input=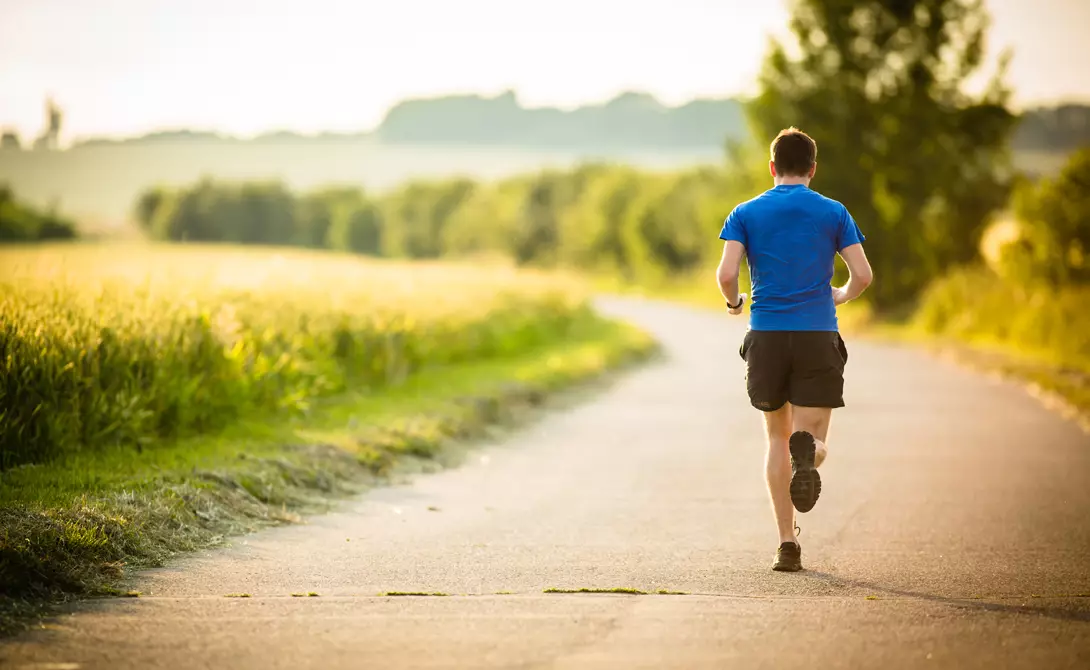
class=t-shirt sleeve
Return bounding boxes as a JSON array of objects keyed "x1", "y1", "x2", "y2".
[
  {"x1": 718, "y1": 206, "x2": 746, "y2": 247},
  {"x1": 836, "y1": 205, "x2": 865, "y2": 251}
]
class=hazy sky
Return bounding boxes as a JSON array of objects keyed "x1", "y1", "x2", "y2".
[{"x1": 2, "y1": 0, "x2": 1088, "y2": 140}]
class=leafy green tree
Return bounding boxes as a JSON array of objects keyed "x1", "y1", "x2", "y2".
[
  {"x1": 0, "y1": 187, "x2": 42, "y2": 241},
  {"x1": 381, "y1": 179, "x2": 476, "y2": 258},
  {"x1": 749, "y1": 0, "x2": 1016, "y2": 306},
  {"x1": 296, "y1": 190, "x2": 341, "y2": 248},
  {"x1": 1005, "y1": 148, "x2": 1090, "y2": 284},
  {"x1": 441, "y1": 180, "x2": 523, "y2": 257},
  {"x1": 557, "y1": 166, "x2": 643, "y2": 276},
  {"x1": 633, "y1": 167, "x2": 725, "y2": 274},
  {"x1": 325, "y1": 193, "x2": 383, "y2": 255},
  {"x1": 134, "y1": 188, "x2": 170, "y2": 231},
  {"x1": 0, "y1": 185, "x2": 77, "y2": 241}
]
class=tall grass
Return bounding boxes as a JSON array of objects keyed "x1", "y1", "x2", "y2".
[
  {"x1": 0, "y1": 244, "x2": 588, "y2": 469},
  {"x1": 913, "y1": 266, "x2": 1090, "y2": 371}
]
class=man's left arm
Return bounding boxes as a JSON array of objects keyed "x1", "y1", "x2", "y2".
[{"x1": 717, "y1": 240, "x2": 746, "y2": 315}]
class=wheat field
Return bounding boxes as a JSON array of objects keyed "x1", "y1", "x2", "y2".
[{"x1": 0, "y1": 243, "x2": 589, "y2": 469}]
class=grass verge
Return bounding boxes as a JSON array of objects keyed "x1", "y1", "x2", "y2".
[
  {"x1": 0, "y1": 315, "x2": 656, "y2": 635},
  {"x1": 899, "y1": 268, "x2": 1089, "y2": 427}
]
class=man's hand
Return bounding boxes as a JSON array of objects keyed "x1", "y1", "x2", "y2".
[
  {"x1": 727, "y1": 293, "x2": 747, "y2": 316},
  {"x1": 832, "y1": 287, "x2": 849, "y2": 306}
]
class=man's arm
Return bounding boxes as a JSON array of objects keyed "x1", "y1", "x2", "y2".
[
  {"x1": 717, "y1": 240, "x2": 747, "y2": 315},
  {"x1": 833, "y1": 243, "x2": 873, "y2": 305}
]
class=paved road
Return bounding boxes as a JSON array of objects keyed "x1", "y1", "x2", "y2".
[{"x1": 4, "y1": 298, "x2": 1089, "y2": 669}]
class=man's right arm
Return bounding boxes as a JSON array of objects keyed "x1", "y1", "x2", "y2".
[{"x1": 833, "y1": 243, "x2": 873, "y2": 305}]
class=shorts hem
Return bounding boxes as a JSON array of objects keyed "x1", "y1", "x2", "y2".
[
  {"x1": 749, "y1": 400, "x2": 788, "y2": 412},
  {"x1": 789, "y1": 400, "x2": 845, "y2": 409}
]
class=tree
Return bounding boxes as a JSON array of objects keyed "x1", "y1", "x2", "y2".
[
  {"x1": 0, "y1": 185, "x2": 77, "y2": 241},
  {"x1": 325, "y1": 193, "x2": 383, "y2": 255},
  {"x1": 0, "y1": 130, "x2": 21, "y2": 151},
  {"x1": 33, "y1": 98, "x2": 64, "y2": 150},
  {"x1": 382, "y1": 179, "x2": 475, "y2": 258},
  {"x1": 1004, "y1": 148, "x2": 1090, "y2": 285},
  {"x1": 134, "y1": 188, "x2": 170, "y2": 230},
  {"x1": 748, "y1": 0, "x2": 1016, "y2": 306}
]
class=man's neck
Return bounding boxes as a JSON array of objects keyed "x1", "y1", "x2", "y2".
[{"x1": 773, "y1": 176, "x2": 811, "y2": 187}]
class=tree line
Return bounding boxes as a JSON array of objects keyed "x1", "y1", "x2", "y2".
[
  {"x1": 132, "y1": 142, "x2": 1088, "y2": 312},
  {"x1": 133, "y1": 164, "x2": 753, "y2": 287},
  {"x1": 0, "y1": 185, "x2": 77, "y2": 242}
]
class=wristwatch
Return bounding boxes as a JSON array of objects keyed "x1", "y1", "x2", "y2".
[{"x1": 726, "y1": 296, "x2": 745, "y2": 310}]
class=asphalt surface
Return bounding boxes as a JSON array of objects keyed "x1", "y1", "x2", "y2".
[{"x1": 4, "y1": 298, "x2": 1089, "y2": 669}]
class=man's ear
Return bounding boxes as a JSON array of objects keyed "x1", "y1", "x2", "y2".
[
  {"x1": 809, "y1": 163, "x2": 817, "y2": 179},
  {"x1": 769, "y1": 161, "x2": 777, "y2": 178}
]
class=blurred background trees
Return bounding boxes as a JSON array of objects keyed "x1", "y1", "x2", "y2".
[
  {"x1": 749, "y1": 0, "x2": 1016, "y2": 307},
  {"x1": 0, "y1": 185, "x2": 77, "y2": 242},
  {"x1": 1003, "y1": 148, "x2": 1090, "y2": 285},
  {"x1": 32, "y1": 98, "x2": 63, "y2": 151}
]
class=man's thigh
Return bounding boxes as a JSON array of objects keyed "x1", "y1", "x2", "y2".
[{"x1": 788, "y1": 331, "x2": 847, "y2": 410}]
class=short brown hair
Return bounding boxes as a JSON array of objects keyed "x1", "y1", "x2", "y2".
[{"x1": 770, "y1": 127, "x2": 817, "y2": 177}]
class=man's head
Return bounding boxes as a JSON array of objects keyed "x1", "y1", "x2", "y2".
[{"x1": 769, "y1": 127, "x2": 817, "y2": 181}]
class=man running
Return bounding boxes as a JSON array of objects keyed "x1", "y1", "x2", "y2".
[{"x1": 715, "y1": 127, "x2": 873, "y2": 572}]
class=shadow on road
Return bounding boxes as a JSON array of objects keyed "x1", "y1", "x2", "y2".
[{"x1": 803, "y1": 571, "x2": 1090, "y2": 624}]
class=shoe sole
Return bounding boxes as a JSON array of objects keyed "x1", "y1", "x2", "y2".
[
  {"x1": 789, "y1": 431, "x2": 821, "y2": 513},
  {"x1": 772, "y1": 562, "x2": 803, "y2": 572}
]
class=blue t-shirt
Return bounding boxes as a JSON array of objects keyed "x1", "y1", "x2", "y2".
[{"x1": 719, "y1": 184, "x2": 864, "y2": 332}]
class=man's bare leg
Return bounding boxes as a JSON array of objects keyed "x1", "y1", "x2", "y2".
[
  {"x1": 787, "y1": 405, "x2": 833, "y2": 513},
  {"x1": 792, "y1": 406, "x2": 832, "y2": 468},
  {"x1": 762, "y1": 403, "x2": 797, "y2": 545}
]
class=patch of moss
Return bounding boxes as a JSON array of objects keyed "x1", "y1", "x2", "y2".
[{"x1": 544, "y1": 587, "x2": 647, "y2": 595}]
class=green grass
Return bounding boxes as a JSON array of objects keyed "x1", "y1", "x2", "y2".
[
  {"x1": 905, "y1": 267, "x2": 1090, "y2": 421},
  {"x1": 0, "y1": 244, "x2": 592, "y2": 470},
  {"x1": 0, "y1": 316, "x2": 656, "y2": 635}
]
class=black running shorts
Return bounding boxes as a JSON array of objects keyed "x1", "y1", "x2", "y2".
[{"x1": 738, "y1": 330, "x2": 848, "y2": 412}]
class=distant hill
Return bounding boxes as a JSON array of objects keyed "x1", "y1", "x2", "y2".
[
  {"x1": 0, "y1": 91, "x2": 1081, "y2": 155},
  {"x1": 77, "y1": 129, "x2": 234, "y2": 146},
  {"x1": 1011, "y1": 104, "x2": 1090, "y2": 152},
  {"x1": 62, "y1": 92, "x2": 748, "y2": 150},
  {"x1": 24, "y1": 92, "x2": 1090, "y2": 154},
  {"x1": 373, "y1": 91, "x2": 748, "y2": 149}
]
